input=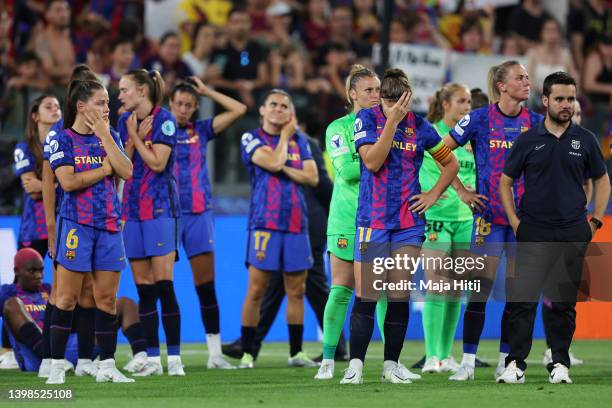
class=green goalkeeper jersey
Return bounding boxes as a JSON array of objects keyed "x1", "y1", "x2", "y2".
[
  {"x1": 326, "y1": 112, "x2": 361, "y2": 235},
  {"x1": 419, "y1": 120, "x2": 476, "y2": 222}
]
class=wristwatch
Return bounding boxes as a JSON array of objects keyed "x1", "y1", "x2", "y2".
[{"x1": 589, "y1": 217, "x2": 603, "y2": 230}]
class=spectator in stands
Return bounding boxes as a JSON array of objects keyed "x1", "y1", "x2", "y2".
[
  {"x1": 315, "y1": 5, "x2": 371, "y2": 67},
  {"x1": 86, "y1": 35, "x2": 111, "y2": 88},
  {"x1": 567, "y1": 0, "x2": 610, "y2": 70},
  {"x1": 438, "y1": 2, "x2": 494, "y2": 51},
  {"x1": 1, "y1": 52, "x2": 50, "y2": 141},
  {"x1": 264, "y1": 1, "x2": 305, "y2": 54},
  {"x1": 145, "y1": 31, "x2": 194, "y2": 99},
  {"x1": 247, "y1": 0, "x2": 271, "y2": 37},
  {"x1": 400, "y1": 11, "x2": 449, "y2": 49},
  {"x1": 499, "y1": 34, "x2": 523, "y2": 56},
  {"x1": 182, "y1": 22, "x2": 217, "y2": 119},
  {"x1": 582, "y1": 36, "x2": 612, "y2": 136},
  {"x1": 526, "y1": 18, "x2": 578, "y2": 109},
  {"x1": 454, "y1": 15, "x2": 490, "y2": 54},
  {"x1": 208, "y1": 7, "x2": 268, "y2": 110},
  {"x1": 390, "y1": 16, "x2": 410, "y2": 44},
  {"x1": 31, "y1": 0, "x2": 75, "y2": 86},
  {"x1": 302, "y1": 0, "x2": 330, "y2": 52},
  {"x1": 118, "y1": 17, "x2": 157, "y2": 70},
  {"x1": 107, "y1": 37, "x2": 135, "y2": 88},
  {"x1": 353, "y1": 0, "x2": 378, "y2": 44},
  {"x1": 176, "y1": 0, "x2": 232, "y2": 29},
  {"x1": 507, "y1": 0, "x2": 552, "y2": 52}
]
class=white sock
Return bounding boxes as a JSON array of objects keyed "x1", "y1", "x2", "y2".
[
  {"x1": 77, "y1": 358, "x2": 93, "y2": 366},
  {"x1": 461, "y1": 353, "x2": 476, "y2": 367},
  {"x1": 498, "y1": 352, "x2": 508, "y2": 366},
  {"x1": 206, "y1": 333, "x2": 222, "y2": 357},
  {"x1": 148, "y1": 355, "x2": 161, "y2": 364},
  {"x1": 167, "y1": 355, "x2": 181, "y2": 363},
  {"x1": 349, "y1": 358, "x2": 364, "y2": 371},
  {"x1": 99, "y1": 358, "x2": 116, "y2": 368},
  {"x1": 321, "y1": 358, "x2": 334, "y2": 365},
  {"x1": 51, "y1": 358, "x2": 64, "y2": 367}
]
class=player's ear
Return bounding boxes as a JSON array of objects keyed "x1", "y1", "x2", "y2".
[
  {"x1": 541, "y1": 94, "x2": 548, "y2": 108},
  {"x1": 76, "y1": 100, "x2": 87, "y2": 114},
  {"x1": 259, "y1": 104, "x2": 265, "y2": 118}
]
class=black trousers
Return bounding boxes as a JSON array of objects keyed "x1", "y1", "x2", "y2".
[
  {"x1": 506, "y1": 220, "x2": 591, "y2": 371},
  {"x1": 252, "y1": 243, "x2": 347, "y2": 357}
]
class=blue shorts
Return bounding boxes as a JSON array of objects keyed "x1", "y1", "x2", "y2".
[
  {"x1": 55, "y1": 218, "x2": 126, "y2": 272},
  {"x1": 123, "y1": 218, "x2": 178, "y2": 259},
  {"x1": 471, "y1": 217, "x2": 516, "y2": 257},
  {"x1": 354, "y1": 226, "x2": 425, "y2": 262},
  {"x1": 246, "y1": 229, "x2": 313, "y2": 272},
  {"x1": 179, "y1": 211, "x2": 214, "y2": 258},
  {"x1": 8, "y1": 329, "x2": 78, "y2": 372}
]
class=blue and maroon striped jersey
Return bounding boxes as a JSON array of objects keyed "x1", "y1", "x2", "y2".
[
  {"x1": 449, "y1": 103, "x2": 543, "y2": 225},
  {"x1": 240, "y1": 128, "x2": 313, "y2": 233},
  {"x1": 0, "y1": 283, "x2": 50, "y2": 330},
  {"x1": 173, "y1": 119, "x2": 215, "y2": 214},
  {"x1": 49, "y1": 128, "x2": 123, "y2": 232},
  {"x1": 14, "y1": 142, "x2": 48, "y2": 242},
  {"x1": 355, "y1": 106, "x2": 446, "y2": 230},
  {"x1": 118, "y1": 107, "x2": 180, "y2": 221}
]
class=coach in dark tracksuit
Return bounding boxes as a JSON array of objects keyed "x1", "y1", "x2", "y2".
[
  {"x1": 498, "y1": 72, "x2": 610, "y2": 383},
  {"x1": 224, "y1": 135, "x2": 348, "y2": 360}
]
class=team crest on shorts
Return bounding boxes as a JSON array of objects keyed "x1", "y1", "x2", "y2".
[
  {"x1": 428, "y1": 232, "x2": 438, "y2": 242},
  {"x1": 337, "y1": 238, "x2": 348, "y2": 249},
  {"x1": 475, "y1": 236, "x2": 484, "y2": 247},
  {"x1": 359, "y1": 242, "x2": 368, "y2": 254},
  {"x1": 256, "y1": 251, "x2": 266, "y2": 261},
  {"x1": 65, "y1": 250, "x2": 76, "y2": 260}
]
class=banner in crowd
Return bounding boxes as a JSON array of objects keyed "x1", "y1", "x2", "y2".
[{"x1": 374, "y1": 43, "x2": 527, "y2": 112}]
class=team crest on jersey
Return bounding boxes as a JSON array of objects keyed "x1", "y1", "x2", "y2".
[
  {"x1": 405, "y1": 127, "x2": 414, "y2": 136},
  {"x1": 256, "y1": 251, "x2": 266, "y2": 261},
  {"x1": 428, "y1": 232, "x2": 438, "y2": 242},
  {"x1": 337, "y1": 238, "x2": 348, "y2": 249},
  {"x1": 354, "y1": 118, "x2": 363, "y2": 132},
  {"x1": 521, "y1": 126, "x2": 529, "y2": 133},
  {"x1": 571, "y1": 140, "x2": 580, "y2": 150},
  {"x1": 65, "y1": 250, "x2": 76, "y2": 260},
  {"x1": 161, "y1": 120, "x2": 176, "y2": 136}
]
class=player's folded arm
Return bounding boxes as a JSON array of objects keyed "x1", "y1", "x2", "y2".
[{"x1": 251, "y1": 145, "x2": 285, "y2": 173}]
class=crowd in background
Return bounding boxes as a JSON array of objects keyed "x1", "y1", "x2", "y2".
[{"x1": 0, "y1": 0, "x2": 610, "y2": 214}]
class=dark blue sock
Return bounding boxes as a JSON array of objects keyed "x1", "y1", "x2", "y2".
[
  {"x1": 75, "y1": 305, "x2": 95, "y2": 359},
  {"x1": 94, "y1": 309, "x2": 117, "y2": 361},
  {"x1": 17, "y1": 322, "x2": 43, "y2": 358},
  {"x1": 123, "y1": 323, "x2": 147, "y2": 355},
  {"x1": 156, "y1": 280, "x2": 181, "y2": 356},
  {"x1": 50, "y1": 307, "x2": 73, "y2": 359},
  {"x1": 383, "y1": 301, "x2": 409, "y2": 362},
  {"x1": 241, "y1": 326, "x2": 255, "y2": 355},
  {"x1": 500, "y1": 303, "x2": 511, "y2": 353},
  {"x1": 463, "y1": 301, "x2": 486, "y2": 354},
  {"x1": 288, "y1": 324, "x2": 303, "y2": 357},
  {"x1": 349, "y1": 297, "x2": 376, "y2": 362},
  {"x1": 195, "y1": 282, "x2": 220, "y2": 334},
  {"x1": 42, "y1": 302, "x2": 54, "y2": 359},
  {"x1": 136, "y1": 283, "x2": 160, "y2": 357}
]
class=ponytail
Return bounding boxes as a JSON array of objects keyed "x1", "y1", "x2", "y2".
[
  {"x1": 63, "y1": 80, "x2": 105, "y2": 129},
  {"x1": 125, "y1": 69, "x2": 165, "y2": 106}
]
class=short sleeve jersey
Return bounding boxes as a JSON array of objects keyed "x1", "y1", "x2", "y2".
[
  {"x1": 14, "y1": 142, "x2": 48, "y2": 242},
  {"x1": 118, "y1": 107, "x2": 180, "y2": 221},
  {"x1": 173, "y1": 118, "x2": 216, "y2": 214},
  {"x1": 49, "y1": 128, "x2": 123, "y2": 232},
  {"x1": 355, "y1": 106, "x2": 445, "y2": 230},
  {"x1": 43, "y1": 120, "x2": 65, "y2": 214},
  {"x1": 0, "y1": 283, "x2": 51, "y2": 330},
  {"x1": 240, "y1": 128, "x2": 313, "y2": 233},
  {"x1": 449, "y1": 104, "x2": 543, "y2": 225}
]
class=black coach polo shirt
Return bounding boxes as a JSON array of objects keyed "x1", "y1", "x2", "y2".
[{"x1": 503, "y1": 122, "x2": 607, "y2": 227}]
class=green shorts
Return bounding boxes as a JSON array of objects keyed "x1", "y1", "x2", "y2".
[
  {"x1": 422, "y1": 220, "x2": 473, "y2": 252},
  {"x1": 327, "y1": 233, "x2": 354, "y2": 262}
]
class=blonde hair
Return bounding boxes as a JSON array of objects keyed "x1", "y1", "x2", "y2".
[
  {"x1": 487, "y1": 60, "x2": 520, "y2": 103},
  {"x1": 344, "y1": 64, "x2": 377, "y2": 110},
  {"x1": 427, "y1": 83, "x2": 469, "y2": 123}
]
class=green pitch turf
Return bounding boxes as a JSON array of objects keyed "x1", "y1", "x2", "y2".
[{"x1": 1, "y1": 340, "x2": 611, "y2": 408}]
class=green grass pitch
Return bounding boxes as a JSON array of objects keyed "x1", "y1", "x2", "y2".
[{"x1": 1, "y1": 340, "x2": 611, "y2": 408}]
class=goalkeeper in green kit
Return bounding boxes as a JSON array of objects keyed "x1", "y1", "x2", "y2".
[
  {"x1": 315, "y1": 65, "x2": 387, "y2": 380},
  {"x1": 417, "y1": 83, "x2": 476, "y2": 374}
]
